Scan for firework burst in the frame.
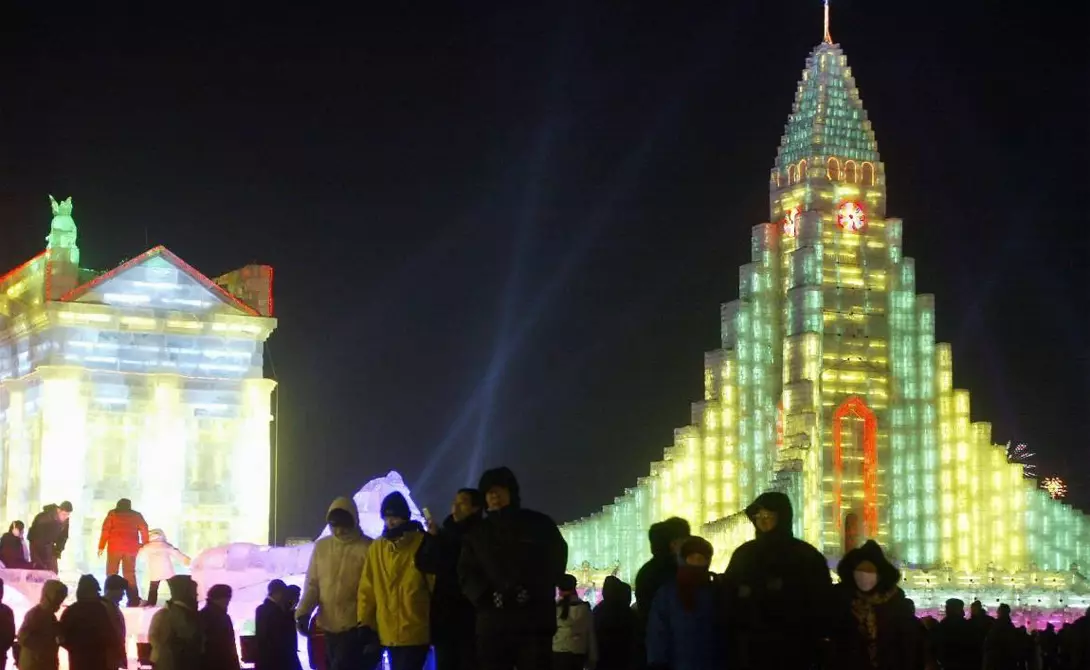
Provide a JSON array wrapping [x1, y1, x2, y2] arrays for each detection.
[[1042, 477, 1067, 500], [1005, 441, 1037, 478]]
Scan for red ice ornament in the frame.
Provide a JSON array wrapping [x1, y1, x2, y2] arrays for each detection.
[[837, 201, 866, 232]]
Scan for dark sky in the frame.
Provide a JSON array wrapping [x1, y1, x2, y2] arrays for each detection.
[[1, 2, 1086, 538]]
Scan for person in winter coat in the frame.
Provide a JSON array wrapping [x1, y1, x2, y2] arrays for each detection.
[[553, 574, 597, 670], [148, 575, 204, 670], [646, 536, 721, 670], [983, 604, 1028, 670], [0, 579, 16, 670], [0, 521, 31, 569], [413, 488, 483, 670], [357, 492, 433, 670], [200, 584, 241, 670], [295, 496, 380, 670], [138, 529, 190, 606], [101, 575, 128, 669], [634, 518, 690, 622], [256, 579, 303, 670], [828, 540, 920, 670], [98, 498, 150, 605], [17, 579, 68, 670], [592, 576, 637, 670], [60, 575, 118, 670], [459, 466, 569, 670], [719, 491, 832, 670], [931, 599, 980, 670], [27, 502, 72, 572]]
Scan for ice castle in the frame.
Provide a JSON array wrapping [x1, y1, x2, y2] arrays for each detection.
[[0, 196, 277, 573], [560, 24, 1090, 619]]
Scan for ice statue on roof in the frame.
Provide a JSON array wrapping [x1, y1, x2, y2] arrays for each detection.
[[46, 194, 80, 265], [319, 470, 424, 539]]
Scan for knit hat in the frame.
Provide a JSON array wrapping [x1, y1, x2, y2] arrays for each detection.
[[381, 492, 411, 521], [678, 536, 714, 562], [478, 467, 521, 506]]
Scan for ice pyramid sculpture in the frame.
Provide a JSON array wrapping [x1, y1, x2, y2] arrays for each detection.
[[318, 470, 425, 540]]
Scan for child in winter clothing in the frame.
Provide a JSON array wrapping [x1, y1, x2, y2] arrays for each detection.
[[17, 579, 68, 670], [553, 574, 597, 670], [138, 529, 191, 606]]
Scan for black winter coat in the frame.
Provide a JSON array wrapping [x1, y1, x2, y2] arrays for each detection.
[[200, 604, 241, 670], [720, 492, 833, 670], [255, 599, 302, 670], [828, 584, 921, 670], [0, 533, 30, 569], [458, 505, 568, 636], [415, 513, 480, 643], [28, 506, 68, 562]]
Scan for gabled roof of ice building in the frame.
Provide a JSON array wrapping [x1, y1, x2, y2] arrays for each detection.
[[60, 245, 261, 316], [773, 42, 880, 171], [318, 470, 425, 540]]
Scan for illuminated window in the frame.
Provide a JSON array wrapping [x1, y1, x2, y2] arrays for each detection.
[[771, 170, 781, 188], [861, 162, 875, 186], [783, 207, 801, 237], [827, 157, 841, 180], [798, 159, 808, 180], [844, 160, 858, 183], [787, 165, 797, 184]]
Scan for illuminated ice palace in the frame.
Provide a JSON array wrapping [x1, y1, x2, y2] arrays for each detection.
[[0, 196, 276, 574], [561, 37, 1090, 617]]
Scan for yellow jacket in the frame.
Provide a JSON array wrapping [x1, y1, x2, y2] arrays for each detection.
[[357, 527, 435, 646]]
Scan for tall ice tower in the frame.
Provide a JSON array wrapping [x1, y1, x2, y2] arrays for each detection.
[[561, 13, 1090, 607]]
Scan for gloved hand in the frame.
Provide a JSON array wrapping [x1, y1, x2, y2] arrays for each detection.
[[358, 626, 381, 655], [295, 617, 310, 637], [492, 591, 504, 609], [515, 587, 529, 606]]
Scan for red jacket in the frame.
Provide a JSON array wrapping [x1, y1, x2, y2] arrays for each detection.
[[98, 509, 150, 555]]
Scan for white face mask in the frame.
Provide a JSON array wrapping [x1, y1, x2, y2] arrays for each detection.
[[854, 570, 878, 592]]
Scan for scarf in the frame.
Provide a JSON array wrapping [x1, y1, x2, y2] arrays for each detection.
[[676, 566, 710, 612], [849, 587, 897, 668]]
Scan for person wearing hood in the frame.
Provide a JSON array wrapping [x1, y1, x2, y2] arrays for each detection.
[[17, 579, 68, 670], [98, 498, 150, 606], [414, 487, 484, 670], [828, 540, 919, 670], [646, 536, 722, 670], [0, 521, 31, 569], [295, 496, 379, 670], [137, 529, 191, 607], [60, 575, 117, 670], [634, 518, 691, 622], [357, 492, 433, 670], [148, 575, 204, 670], [719, 491, 832, 670], [593, 576, 637, 670], [458, 466, 568, 670], [27, 502, 72, 572]]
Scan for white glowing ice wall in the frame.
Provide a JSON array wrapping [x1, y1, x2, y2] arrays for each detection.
[[0, 211, 277, 574]]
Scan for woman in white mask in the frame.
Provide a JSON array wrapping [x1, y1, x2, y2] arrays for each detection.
[[828, 540, 922, 670]]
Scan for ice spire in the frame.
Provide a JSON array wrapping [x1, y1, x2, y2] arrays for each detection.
[[823, 0, 833, 44]]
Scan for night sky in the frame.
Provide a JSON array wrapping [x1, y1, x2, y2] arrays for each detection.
[[1, 2, 1085, 539]]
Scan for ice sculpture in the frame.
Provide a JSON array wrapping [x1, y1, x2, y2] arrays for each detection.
[[0, 197, 277, 574]]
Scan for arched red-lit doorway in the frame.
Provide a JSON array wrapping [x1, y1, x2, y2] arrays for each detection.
[[832, 396, 878, 541]]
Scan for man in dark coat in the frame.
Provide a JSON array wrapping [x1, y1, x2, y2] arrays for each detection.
[[256, 580, 303, 670], [458, 467, 568, 670], [719, 491, 832, 670], [200, 584, 241, 670], [634, 517, 690, 621], [27, 502, 72, 572], [416, 488, 484, 670], [0, 579, 15, 670]]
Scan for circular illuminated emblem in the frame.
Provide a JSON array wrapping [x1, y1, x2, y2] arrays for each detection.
[[837, 201, 867, 232], [783, 207, 801, 237], [784, 206, 802, 238]]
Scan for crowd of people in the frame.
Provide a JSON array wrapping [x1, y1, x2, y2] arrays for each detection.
[[0, 476, 1088, 669]]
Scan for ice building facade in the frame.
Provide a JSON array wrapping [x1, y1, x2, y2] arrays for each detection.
[[561, 36, 1090, 614], [0, 197, 277, 572]]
